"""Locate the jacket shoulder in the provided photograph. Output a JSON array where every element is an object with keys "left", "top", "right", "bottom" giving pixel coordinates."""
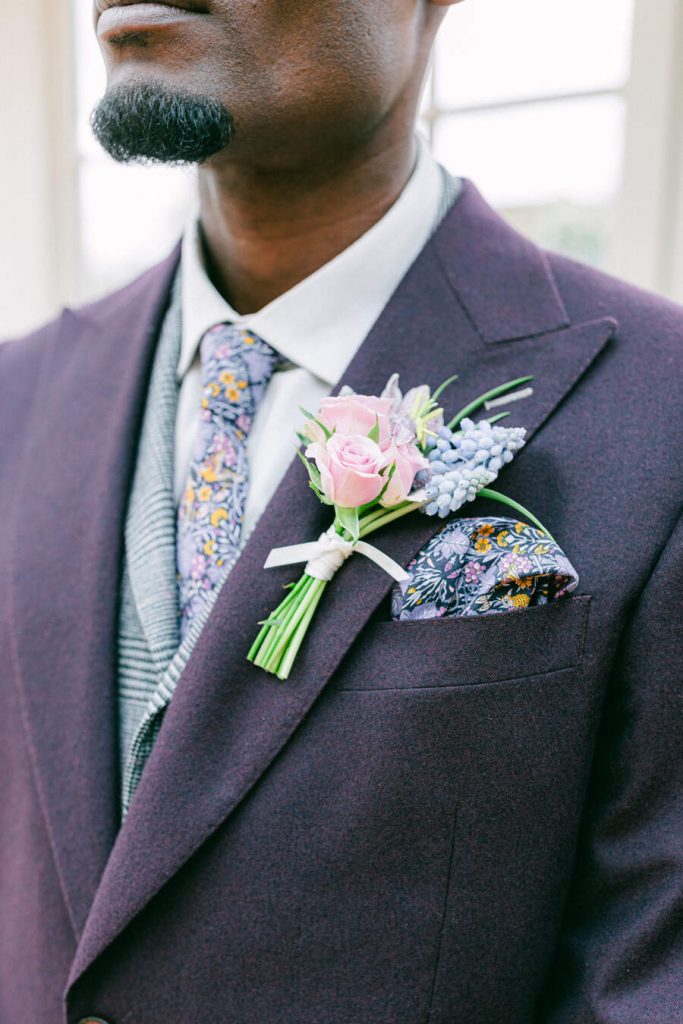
[
  {"left": 547, "top": 250, "right": 683, "bottom": 362},
  {"left": 0, "top": 244, "right": 181, "bottom": 373},
  {"left": 0, "top": 246, "right": 180, "bottom": 451}
]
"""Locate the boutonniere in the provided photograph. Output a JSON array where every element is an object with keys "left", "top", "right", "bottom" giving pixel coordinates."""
[{"left": 248, "top": 372, "right": 551, "bottom": 679}]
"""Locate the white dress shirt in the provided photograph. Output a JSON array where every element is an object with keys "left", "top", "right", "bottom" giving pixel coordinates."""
[{"left": 175, "top": 137, "right": 449, "bottom": 541}]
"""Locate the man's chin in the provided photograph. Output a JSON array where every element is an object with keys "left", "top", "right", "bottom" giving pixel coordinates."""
[{"left": 91, "top": 79, "right": 234, "bottom": 165}]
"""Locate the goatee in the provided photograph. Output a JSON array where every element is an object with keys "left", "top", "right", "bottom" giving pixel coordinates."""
[{"left": 90, "top": 81, "right": 234, "bottom": 165}]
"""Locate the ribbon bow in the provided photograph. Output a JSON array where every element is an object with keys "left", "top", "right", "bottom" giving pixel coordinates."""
[{"left": 263, "top": 525, "right": 410, "bottom": 584}]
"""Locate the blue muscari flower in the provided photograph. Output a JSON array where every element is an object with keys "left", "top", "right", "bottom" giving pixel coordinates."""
[{"left": 421, "top": 417, "right": 526, "bottom": 517}]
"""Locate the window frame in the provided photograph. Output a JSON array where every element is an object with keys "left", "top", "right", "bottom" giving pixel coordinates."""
[{"left": 613, "top": 0, "right": 683, "bottom": 300}]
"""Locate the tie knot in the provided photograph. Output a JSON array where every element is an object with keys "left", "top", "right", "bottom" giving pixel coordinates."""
[{"left": 199, "top": 323, "right": 278, "bottom": 420}]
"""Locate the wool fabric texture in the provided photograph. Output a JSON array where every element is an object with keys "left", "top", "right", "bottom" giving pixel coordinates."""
[{"left": 1, "top": 180, "right": 681, "bottom": 1022}]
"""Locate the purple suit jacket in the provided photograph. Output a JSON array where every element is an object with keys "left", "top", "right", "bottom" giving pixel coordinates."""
[{"left": 1, "top": 182, "right": 681, "bottom": 1024}]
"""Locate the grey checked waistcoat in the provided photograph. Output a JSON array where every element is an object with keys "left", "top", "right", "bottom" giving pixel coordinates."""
[{"left": 117, "top": 170, "right": 462, "bottom": 818}]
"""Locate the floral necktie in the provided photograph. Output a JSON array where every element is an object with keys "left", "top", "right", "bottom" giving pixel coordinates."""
[{"left": 177, "top": 324, "right": 278, "bottom": 642}]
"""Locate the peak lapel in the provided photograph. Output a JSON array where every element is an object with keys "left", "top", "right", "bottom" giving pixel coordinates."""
[
  {"left": 69, "top": 183, "right": 617, "bottom": 988},
  {"left": 10, "top": 247, "right": 181, "bottom": 938}
]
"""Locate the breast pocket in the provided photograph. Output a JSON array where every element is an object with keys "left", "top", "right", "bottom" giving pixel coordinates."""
[{"left": 333, "top": 594, "right": 591, "bottom": 692}]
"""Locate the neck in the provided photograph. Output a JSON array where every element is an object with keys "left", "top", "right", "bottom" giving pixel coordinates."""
[{"left": 196, "top": 132, "right": 418, "bottom": 315}]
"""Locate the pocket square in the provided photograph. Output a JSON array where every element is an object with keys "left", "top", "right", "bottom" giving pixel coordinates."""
[{"left": 391, "top": 517, "right": 578, "bottom": 621}]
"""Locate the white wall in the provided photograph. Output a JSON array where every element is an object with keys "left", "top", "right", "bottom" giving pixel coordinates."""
[{"left": 0, "top": 0, "right": 77, "bottom": 339}]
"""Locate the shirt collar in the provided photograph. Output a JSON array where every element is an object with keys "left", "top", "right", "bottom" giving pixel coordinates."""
[{"left": 179, "top": 136, "right": 446, "bottom": 386}]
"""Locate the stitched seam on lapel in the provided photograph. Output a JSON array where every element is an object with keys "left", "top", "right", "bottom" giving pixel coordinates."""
[
  {"left": 6, "top": 311, "right": 81, "bottom": 942},
  {"left": 6, "top": 610, "right": 81, "bottom": 942},
  {"left": 539, "top": 248, "right": 571, "bottom": 329},
  {"left": 519, "top": 317, "right": 618, "bottom": 437},
  {"left": 430, "top": 191, "right": 571, "bottom": 345},
  {"left": 427, "top": 803, "right": 459, "bottom": 1022}
]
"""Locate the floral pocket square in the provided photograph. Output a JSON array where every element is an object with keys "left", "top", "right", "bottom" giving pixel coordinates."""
[{"left": 391, "top": 516, "right": 578, "bottom": 621}]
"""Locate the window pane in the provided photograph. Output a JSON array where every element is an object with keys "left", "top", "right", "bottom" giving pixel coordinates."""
[
  {"left": 435, "top": 0, "right": 635, "bottom": 109},
  {"left": 433, "top": 94, "right": 626, "bottom": 268}
]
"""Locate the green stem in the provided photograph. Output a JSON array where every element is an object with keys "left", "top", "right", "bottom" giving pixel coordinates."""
[
  {"left": 478, "top": 488, "right": 556, "bottom": 544},
  {"left": 259, "top": 584, "right": 310, "bottom": 669},
  {"left": 359, "top": 501, "right": 423, "bottom": 539},
  {"left": 429, "top": 373, "right": 459, "bottom": 404},
  {"left": 263, "top": 573, "right": 308, "bottom": 624},
  {"left": 255, "top": 575, "right": 313, "bottom": 669},
  {"left": 247, "top": 620, "right": 272, "bottom": 663},
  {"left": 248, "top": 573, "right": 308, "bottom": 663},
  {"left": 276, "top": 578, "right": 327, "bottom": 680},
  {"left": 263, "top": 575, "right": 319, "bottom": 672},
  {"left": 357, "top": 506, "right": 394, "bottom": 530},
  {"left": 447, "top": 376, "right": 533, "bottom": 430}
]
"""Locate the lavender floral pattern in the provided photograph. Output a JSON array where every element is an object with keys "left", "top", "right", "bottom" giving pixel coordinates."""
[
  {"left": 177, "top": 325, "right": 278, "bottom": 641},
  {"left": 391, "top": 516, "right": 578, "bottom": 620}
]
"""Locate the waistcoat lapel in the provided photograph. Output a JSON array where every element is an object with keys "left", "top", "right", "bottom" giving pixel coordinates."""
[
  {"left": 116, "top": 273, "right": 183, "bottom": 785},
  {"left": 123, "top": 273, "right": 182, "bottom": 679},
  {"left": 10, "top": 246, "right": 181, "bottom": 938},
  {"left": 69, "top": 182, "right": 617, "bottom": 988}
]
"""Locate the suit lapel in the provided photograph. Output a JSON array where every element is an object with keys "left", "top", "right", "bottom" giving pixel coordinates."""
[
  {"left": 10, "top": 247, "right": 181, "bottom": 939},
  {"left": 69, "top": 182, "right": 617, "bottom": 987}
]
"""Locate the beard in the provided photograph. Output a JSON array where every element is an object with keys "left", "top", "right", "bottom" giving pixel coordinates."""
[{"left": 90, "top": 81, "right": 234, "bottom": 165}]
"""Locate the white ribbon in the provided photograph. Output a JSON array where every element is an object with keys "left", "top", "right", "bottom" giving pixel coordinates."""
[{"left": 263, "top": 525, "right": 410, "bottom": 584}]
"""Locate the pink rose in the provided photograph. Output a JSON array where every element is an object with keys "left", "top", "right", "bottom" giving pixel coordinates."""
[
  {"left": 318, "top": 394, "right": 393, "bottom": 447},
  {"left": 306, "top": 434, "right": 386, "bottom": 508},
  {"left": 379, "top": 442, "right": 428, "bottom": 508}
]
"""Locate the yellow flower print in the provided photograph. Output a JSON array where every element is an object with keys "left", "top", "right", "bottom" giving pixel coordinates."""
[
  {"left": 518, "top": 576, "right": 534, "bottom": 590},
  {"left": 237, "top": 380, "right": 248, "bottom": 390},
  {"left": 226, "top": 387, "right": 240, "bottom": 402},
  {"left": 204, "top": 539, "right": 216, "bottom": 556},
  {"left": 219, "top": 371, "right": 235, "bottom": 385},
  {"left": 185, "top": 485, "right": 196, "bottom": 504},
  {"left": 477, "top": 523, "right": 495, "bottom": 537},
  {"left": 200, "top": 398, "right": 209, "bottom": 410},
  {"left": 475, "top": 537, "right": 491, "bottom": 553},
  {"left": 243, "top": 335, "right": 255, "bottom": 345},
  {"left": 514, "top": 521, "right": 525, "bottom": 534},
  {"left": 198, "top": 486, "right": 212, "bottom": 502},
  {"left": 208, "top": 382, "right": 221, "bottom": 397},
  {"left": 211, "top": 508, "right": 229, "bottom": 528},
  {"left": 509, "top": 593, "right": 531, "bottom": 609},
  {"left": 534, "top": 544, "right": 550, "bottom": 556},
  {"left": 496, "top": 530, "right": 510, "bottom": 546},
  {"left": 201, "top": 465, "right": 219, "bottom": 483}
]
